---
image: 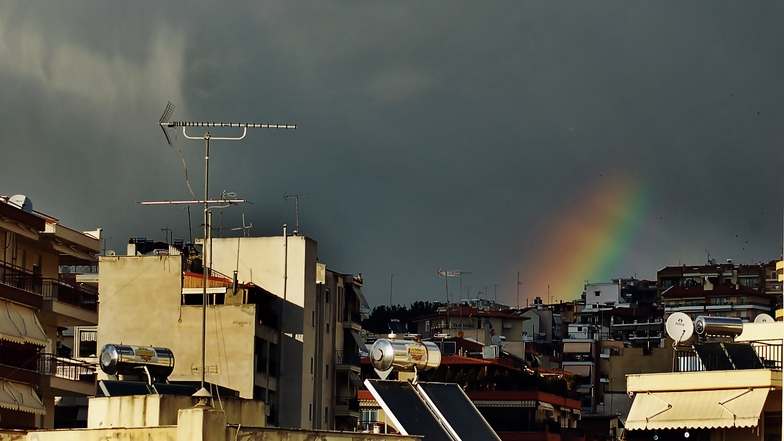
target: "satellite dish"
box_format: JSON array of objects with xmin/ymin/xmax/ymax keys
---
[
  {"xmin": 754, "ymin": 314, "xmax": 774, "ymax": 323},
  {"xmin": 105, "ymin": 250, "xmax": 116, "ymax": 256},
  {"xmin": 8, "ymin": 194, "xmax": 33, "ymax": 213},
  {"xmin": 665, "ymin": 312, "xmax": 695, "ymax": 344}
]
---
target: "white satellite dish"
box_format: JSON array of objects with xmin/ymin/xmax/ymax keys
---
[
  {"xmin": 665, "ymin": 312, "xmax": 695, "ymax": 345},
  {"xmin": 105, "ymin": 250, "xmax": 116, "ymax": 256},
  {"xmin": 8, "ymin": 194, "xmax": 33, "ymax": 213},
  {"xmin": 754, "ymin": 313, "xmax": 774, "ymax": 323}
]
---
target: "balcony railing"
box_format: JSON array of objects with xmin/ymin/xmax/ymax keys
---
[
  {"xmin": 0, "ymin": 263, "xmax": 98, "ymax": 312},
  {"xmin": 0, "ymin": 263, "xmax": 42, "ymax": 293},
  {"xmin": 38, "ymin": 353, "xmax": 96, "ymax": 383},
  {"xmin": 335, "ymin": 350, "xmax": 361, "ymax": 367}
]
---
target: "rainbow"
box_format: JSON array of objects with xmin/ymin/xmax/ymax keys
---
[{"xmin": 521, "ymin": 170, "xmax": 658, "ymax": 305}]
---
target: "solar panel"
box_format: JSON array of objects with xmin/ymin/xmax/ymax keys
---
[
  {"xmin": 723, "ymin": 342, "xmax": 764, "ymax": 370},
  {"xmin": 693, "ymin": 342, "xmax": 733, "ymax": 371},
  {"xmin": 97, "ymin": 380, "xmax": 152, "ymax": 396},
  {"xmin": 417, "ymin": 382, "xmax": 501, "ymax": 441},
  {"xmin": 365, "ymin": 380, "xmax": 453, "ymax": 441}
]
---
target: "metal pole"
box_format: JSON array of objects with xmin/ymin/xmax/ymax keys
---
[
  {"xmin": 389, "ymin": 273, "xmax": 394, "ymax": 307},
  {"xmin": 517, "ymin": 271, "xmax": 520, "ymax": 309},
  {"xmin": 201, "ymin": 133, "xmax": 210, "ymax": 392}
]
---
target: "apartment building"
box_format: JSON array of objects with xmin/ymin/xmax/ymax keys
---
[
  {"xmin": 658, "ymin": 262, "xmax": 779, "ymax": 322},
  {"xmin": 407, "ymin": 305, "xmax": 529, "ymax": 358},
  {"xmin": 98, "ymin": 234, "xmax": 367, "ymax": 431},
  {"xmin": 0, "ymin": 195, "xmax": 100, "ymax": 429}
]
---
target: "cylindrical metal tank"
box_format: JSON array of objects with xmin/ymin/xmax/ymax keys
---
[
  {"xmin": 694, "ymin": 316, "xmax": 744, "ymax": 338},
  {"xmin": 370, "ymin": 339, "xmax": 441, "ymax": 372},
  {"xmin": 99, "ymin": 344, "xmax": 175, "ymax": 379}
]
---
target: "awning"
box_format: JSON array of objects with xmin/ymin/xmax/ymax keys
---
[
  {"xmin": 350, "ymin": 329, "xmax": 368, "ymax": 353},
  {"xmin": 0, "ymin": 300, "xmax": 49, "ymax": 346},
  {"xmin": 0, "ymin": 380, "xmax": 46, "ymax": 414},
  {"xmin": 563, "ymin": 364, "xmax": 592, "ymax": 377},
  {"xmin": 51, "ymin": 240, "xmax": 96, "ymax": 262},
  {"xmin": 347, "ymin": 282, "xmax": 370, "ymax": 309},
  {"xmin": 539, "ymin": 401, "xmax": 555, "ymax": 411},
  {"xmin": 0, "ymin": 217, "xmax": 39, "ymax": 240},
  {"xmin": 563, "ymin": 342, "xmax": 592, "ymax": 353},
  {"xmin": 625, "ymin": 388, "xmax": 770, "ymax": 431}
]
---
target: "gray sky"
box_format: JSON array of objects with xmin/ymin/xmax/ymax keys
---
[{"xmin": 1, "ymin": 2, "xmax": 782, "ymax": 308}]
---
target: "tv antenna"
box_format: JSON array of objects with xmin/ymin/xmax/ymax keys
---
[
  {"xmin": 437, "ymin": 269, "xmax": 472, "ymax": 332},
  {"xmin": 146, "ymin": 102, "xmax": 296, "ymax": 398},
  {"xmin": 284, "ymin": 192, "xmax": 313, "ymax": 235},
  {"xmin": 230, "ymin": 213, "xmax": 253, "ymax": 237}
]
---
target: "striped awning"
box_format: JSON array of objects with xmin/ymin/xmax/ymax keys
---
[
  {"xmin": 0, "ymin": 380, "xmax": 46, "ymax": 415},
  {"xmin": 625, "ymin": 388, "xmax": 769, "ymax": 430},
  {"xmin": 0, "ymin": 300, "xmax": 49, "ymax": 346}
]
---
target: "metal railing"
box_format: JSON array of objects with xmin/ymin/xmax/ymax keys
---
[
  {"xmin": 38, "ymin": 353, "xmax": 96, "ymax": 383},
  {"xmin": 0, "ymin": 263, "xmax": 42, "ymax": 293},
  {"xmin": 41, "ymin": 279, "xmax": 98, "ymax": 311},
  {"xmin": 0, "ymin": 263, "xmax": 98, "ymax": 312},
  {"xmin": 335, "ymin": 350, "xmax": 361, "ymax": 367},
  {"xmin": 675, "ymin": 342, "xmax": 782, "ymax": 372}
]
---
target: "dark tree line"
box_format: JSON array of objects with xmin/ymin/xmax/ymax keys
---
[{"xmin": 362, "ymin": 301, "xmax": 438, "ymax": 334}]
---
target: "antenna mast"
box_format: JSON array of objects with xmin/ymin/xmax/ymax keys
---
[
  {"xmin": 437, "ymin": 270, "xmax": 472, "ymax": 334},
  {"xmin": 154, "ymin": 102, "xmax": 296, "ymax": 398},
  {"xmin": 284, "ymin": 192, "xmax": 313, "ymax": 235}
]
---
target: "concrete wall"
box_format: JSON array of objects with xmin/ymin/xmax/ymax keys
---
[
  {"xmin": 584, "ymin": 283, "xmax": 619, "ymax": 306},
  {"xmin": 98, "ymin": 255, "xmax": 257, "ymax": 398},
  {"xmin": 608, "ymin": 346, "xmax": 671, "ymax": 394},
  {"xmin": 206, "ymin": 236, "xmax": 318, "ymax": 429}
]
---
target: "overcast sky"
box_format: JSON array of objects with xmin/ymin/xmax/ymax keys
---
[{"xmin": 1, "ymin": 2, "xmax": 782, "ymax": 309}]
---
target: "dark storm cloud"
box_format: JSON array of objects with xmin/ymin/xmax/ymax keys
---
[{"xmin": 0, "ymin": 1, "xmax": 782, "ymax": 306}]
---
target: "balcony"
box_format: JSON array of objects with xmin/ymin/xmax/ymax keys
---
[
  {"xmin": 334, "ymin": 395, "xmax": 360, "ymax": 419},
  {"xmin": 39, "ymin": 279, "xmax": 99, "ymax": 327},
  {"xmin": 0, "ymin": 263, "xmax": 98, "ymax": 326},
  {"xmin": 341, "ymin": 310, "xmax": 362, "ymax": 331},
  {"xmin": 0, "ymin": 263, "xmax": 43, "ymax": 308},
  {"xmin": 335, "ymin": 350, "xmax": 361, "ymax": 373},
  {"xmin": 37, "ymin": 354, "xmax": 96, "ymax": 396}
]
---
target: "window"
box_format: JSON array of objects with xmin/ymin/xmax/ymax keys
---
[
  {"xmin": 309, "ymin": 404, "xmax": 312, "ymax": 421},
  {"xmin": 312, "ymin": 311, "xmax": 315, "ymax": 327},
  {"xmin": 325, "ymin": 407, "xmax": 329, "ymax": 423},
  {"xmin": 310, "ymin": 357, "xmax": 314, "ymax": 374},
  {"xmin": 326, "ymin": 323, "xmax": 330, "ymax": 333},
  {"xmin": 79, "ymin": 329, "xmax": 98, "ymax": 358},
  {"xmin": 594, "ymin": 290, "xmax": 600, "ymax": 297},
  {"xmin": 325, "ymin": 365, "xmax": 329, "ymax": 380},
  {"xmin": 325, "ymin": 289, "xmax": 331, "ymax": 304}
]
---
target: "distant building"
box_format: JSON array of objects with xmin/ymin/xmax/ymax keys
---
[
  {"xmin": 658, "ymin": 262, "xmax": 780, "ymax": 322},
  {"xmin": 0, "ymin": 195, "xmax": 101, "ymax": 429},
  {"xmin": 407, "ymin": 305, "xmax": 529, "ymax": 358}
]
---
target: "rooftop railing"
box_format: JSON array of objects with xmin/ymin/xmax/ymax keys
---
[{"xmin": 38, "ymin": 353, "xmax": 96, "ymax": 383}]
